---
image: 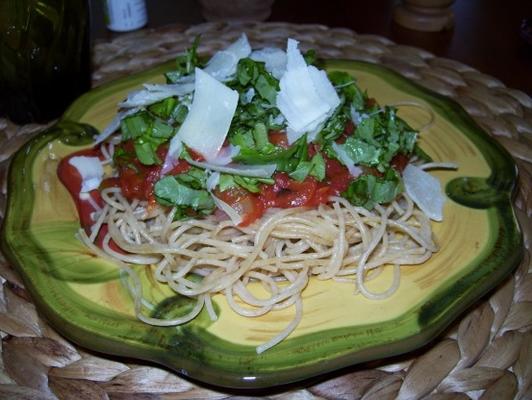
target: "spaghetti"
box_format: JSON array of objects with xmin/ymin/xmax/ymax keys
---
[{"xmin": 78, "ymin": 184, "xmax": 436, "ymax": 353}]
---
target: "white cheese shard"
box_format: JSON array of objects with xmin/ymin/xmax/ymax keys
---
[
  {"xmin": 276, "ymin": 39, "xmax": 340, "ymax": 144},
  {"xmin": 331, "ymin": 142, "xmax": 363, "ymax": 178},
  {"xmin": 403, "ymin": 164, "xmax": 445, "ymax": 221},
  {"xmin": 205, "ymin": 171, "xmax": 243, "ymax": 225},
  {"xmin": 206, "ymin": 171, "xmax": 221, "ymax": 191},
  {"xmin": 207, "ymin": 144, "xmax": 241, "ymax": 166},
  {"xmin": 212, "ymin": 195, "xmax": 243, "ymax": 226},
  {"xmin": 94, "ymin": 108, "xmax": 140, "ymax": 144},
  {"xmin": 172, "ymin": 68, "xmax": 239, "ymax": 163},
  {"xmin": 250, "ymin": 47, "xmax": 287, "ymax": 79},
  {"xmin": 204, "ymin": 33, "xmax": 251, "ymax": 81},
  {"xmin": 68, "ymin": 156, "xmax": 104, "ymax": 193},
  {"xmin": 118, "ymin": 83, "xmax": 194, "ymax": 108},
  {"xmin": 187, "ymin": 159, "xmax": 276, "ymax": 178},
  {"xmin": 161, "ymin": 138, "xmax": 183, "ymax": 175}
]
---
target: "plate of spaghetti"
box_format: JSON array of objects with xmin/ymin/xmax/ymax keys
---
[{"xmin": 1, "ymin": 35, "xmax": 523, "ymax": 389}]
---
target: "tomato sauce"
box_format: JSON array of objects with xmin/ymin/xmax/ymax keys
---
[
  {"xmin": 57, "ymin": 148, "xmax": 104, "ymax": 233},
  {"xmin": 59, "ymin": 120, "xmax": 401, "ymax": 230},
  {"xmin": 57, "ymin": 147, "xmax": 115, "ymax": 250}
]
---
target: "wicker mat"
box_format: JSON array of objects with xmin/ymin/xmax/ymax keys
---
[{"xmin": 0, "ymin": 22, "xmax": 531, "ymax": 400}]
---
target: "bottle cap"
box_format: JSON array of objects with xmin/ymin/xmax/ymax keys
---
[{"xmin": 104, "ymin": 0, "xmax": 148, "ymax": 32}]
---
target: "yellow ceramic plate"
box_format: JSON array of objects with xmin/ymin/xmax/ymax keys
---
[{"xmin": 1, "ymin": 60, "xmax": 523, "ymax": 389}]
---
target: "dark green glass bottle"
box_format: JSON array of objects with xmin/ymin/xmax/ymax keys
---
[{"xmin": 0, "ymin": 0, "xmax": 91, "ymax": 124}]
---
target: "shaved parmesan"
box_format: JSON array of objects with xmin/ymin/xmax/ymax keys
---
[
  {"xmin": 206, "ymin": 171, "xmax": 220, "ymax": 191},
  {"xmin": 331, "ymin": 142, "xmax": 363, "ymax": 178},
  {"xmin": 276, "ymin": 39, "xmax": 340, "ymax": 144},
  {"xmin": 161, "ymin": 138, "xmax": 183, "ymax": 174},
  {"xmin": 207, "ymin": 144, "xmax": 241, "ymax": 166},
  {"xmin": 187, "ymin": 159, "xmax": 276, "ymax": 178},
  {"xmin": 204, "ymin": 171, "xmax": 243, "ymax": 225},
  {"xmin": 211, "ymin": 194, "xmax": 243, "ymax": 226},
  {"xmin": 69, "ymin": 156, "xmax": 104, "ymax": 193},
  {"xmin": 204, "ymin": 33, "xmax": 251, "ymax": 81},
  {"xmin": 174, "ymin": 68, "xmax": 238, "ymax": 163},
  {"xmin": 308, "ymin": 66, "xmax": 341, "ymax": 111},
  {"xmin": 403, "ymin": 164, "xmax": 445, "ymax": 221},
  {"xmin": 94, "ymin": 108, "xmax": 139, "ymax": 144},
  {"xmin": 350, "ymin": 105, "xmax": 369, "ymax": 125},
  {"xmin": 119, "ymin": 83, "xmax": 194, "ymax": 108},
  {"xmin": 250, "ymin": 47, "xmax": 287, "ymax": 79}
]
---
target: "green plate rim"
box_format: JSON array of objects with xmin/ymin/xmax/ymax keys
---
[{"xmin": 0, "ymin": 59, "xmax": 524, "ymax": 389}]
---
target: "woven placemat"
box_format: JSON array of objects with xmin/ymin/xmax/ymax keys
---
[{"xmin": 0, "ymin": 22, "xmax": 531, "ymax": 400}]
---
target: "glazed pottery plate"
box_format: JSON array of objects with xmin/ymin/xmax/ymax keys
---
[{"xmin": 1, "ymin": 60, "xmax": 523, "ymax": 389}]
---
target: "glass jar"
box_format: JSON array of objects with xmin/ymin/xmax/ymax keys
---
[{"xmin": 0, "ymin": 0, "xmax": 91, "ymax": 124}]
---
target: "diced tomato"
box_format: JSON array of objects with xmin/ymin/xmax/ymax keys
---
[
  {"xmin": 268, "ymin": 131, "xmax": 289, "ymax": 148},
  {"xmin": 391, "ymin": 153, "xmax": 409, "ymax": 173},
  {"xmin": 118, "ymin": 167, "xmax": 146, "ymax": 200},
  {"xmin": 335, "ymin": 120, "xmax": 355, "ymax": 144},
  {"xmin": 100, "ymin": 177, "xmax": 120, "ymax": 189},
  {"xmin": 325, "ymin": 158, "xmax": 351, "ymax": 195},
  {"xmin": 144, "ymin": 167, "xmax": 161, "ymax": 201},
  {"xmin": 167, "ymin": 159, "xmax": 190, "ymax": 175},
  {"xmin": 363, "ymin": 166, "xmax": 384, "ymax": 178},
  {"xmin": 156, "ymin": 144, "xmax": 191, "ymax": 175},
  {"xmin": 259, "ymin": 173, "xmax": 319, "ymax": 209},
  {"xmin": 188, "ymin": 148, "xmax": 205, "ymax": 161},
  {"xmin": 215, "ymin": 187, "xmax": 264, "ymax": 226},
  {"xmin": 114, "ymin": 141, "xmax": 193, "ymax": 203},
  {"xmin": 308, "ymin": 185, "xmax": 331, "ymax": 207},
  {"xmin": 344, "ymin": 119, "xmax": 355, "ymax": 136},
  {"xmin": 308, "ymin": 143, "xmax": 320, "ymax": 157}
]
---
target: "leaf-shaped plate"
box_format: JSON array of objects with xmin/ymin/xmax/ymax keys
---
[{"xmin": 1, "ymin": 60, "xmax": 523, "ymax": 389}]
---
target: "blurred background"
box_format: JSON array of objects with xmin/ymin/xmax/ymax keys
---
[{"xmin": 90, "ymin": 0, "xmax": 532, "ymax": 95}]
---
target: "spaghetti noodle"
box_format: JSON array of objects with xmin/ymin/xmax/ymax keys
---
[{"xmin": 79, "ymin": 184, "xmax": 436, "ymax": 353}]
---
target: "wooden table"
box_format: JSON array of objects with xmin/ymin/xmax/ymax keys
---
[{"xmin": 90, "ymin": 0, "xmax": 532, "ymax": 96}]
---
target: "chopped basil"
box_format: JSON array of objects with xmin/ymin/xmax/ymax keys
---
[
  {"xmin": 289, "ymin": 153, "xmax": 326, "ymax": 182},
  {"xmin": 120, "ymin": 111, "xmax": 176, "ymax": 166},
  {"xmin": 151, "ymin": 119, "xmax": 174, "ymax": 139},
  {"xmin": 165, "ymin": 35, "xmax": 202, "ymax": 83},
  {"xmin": 234, "ymin": 58, "xmax": 279, "ymax": 105},
  {"xmin": 330, "ymin": 107, "xmax": 418, "ymax": 173},
  {"xmin": 218, "ymin": 174, "xmax": 235, "ymax": 192},
  {"xmin": 134, "ymin": 141, "xmax": 159, "ymax": 165},
  {"xmin": 173, "ymin": 167, "xmax": 208, "ymax": 190},
  {"xmin": 343, "ymin": 169, "xmax": 403, "ymax": 210},
  {"xmin": 355, "ymin": 117, "xmax": 377, "ymax": 144},
  {"xmin": 342, "ymin": 137, "xmax": 381, "ymax": 165},
  {"xmin": 172, "ymin": 104, "xmax": 189, "ymax": 124},
  {"xmin": 154, "ymin": 176, "xmax": 214, "ymax": 212},
  {"xmin": 328, "ymin": 71, "xmax": 367, "ymax": 110},
  {"xmin": 318, "ymin": 102, "xmax": 350, "ymax": 142},
  {"xmin": 252, "ymin": 122, "xmax": 269, "ymax": 149},
  {"xmin": 121, "ymin": 112, "xmax": 150, "ymax": 140},
  {"xmin": 217, "ymin": 174, "xmax": 274, "ymax": 193},
  {"xmin": 148, "ymin": 97, "xmax": 178, "ymax": 120}
]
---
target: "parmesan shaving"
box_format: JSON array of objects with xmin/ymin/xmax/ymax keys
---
[
  {"xmin": 276, "ymin": 39, "xmax": 340, "ymax": 144},
  {"xmin": 403, "ymin": 164, "xmax": 445, "ymax": 221},
  {"xmin": 204, "ymin": 33, "xmax": 251, "ymax": 81},
  {"xmin": 69, "ymin": 156, "xmax": 104, "ymax": 193},
  {"xmin": 173, "ymin": 68, "xmax": 238, "ymax": 163}
]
